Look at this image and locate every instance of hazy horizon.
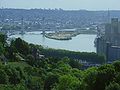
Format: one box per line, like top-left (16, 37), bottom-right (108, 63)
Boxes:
top-left (1, 0), bottom-right (120, 10)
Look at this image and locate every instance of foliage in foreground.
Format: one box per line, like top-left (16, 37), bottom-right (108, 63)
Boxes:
top-left (0, 33), bottom-right (119, 90)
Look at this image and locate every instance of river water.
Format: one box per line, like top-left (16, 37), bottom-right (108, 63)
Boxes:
top-left (10, 31), bottom-right (96, 52)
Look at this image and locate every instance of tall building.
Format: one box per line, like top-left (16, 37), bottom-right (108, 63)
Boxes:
top-left (96, 18), bottom-right (120, 62)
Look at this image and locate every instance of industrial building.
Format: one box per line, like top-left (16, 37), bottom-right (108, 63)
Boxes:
top-left (96, 18), bottom-right (120, 62)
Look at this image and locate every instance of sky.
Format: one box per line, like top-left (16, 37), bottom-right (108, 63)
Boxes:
top-left (1, 0), bottom-right (120, 10)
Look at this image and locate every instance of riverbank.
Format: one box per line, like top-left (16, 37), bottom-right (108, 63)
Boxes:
top-left (44, 31), bottom-right (80, 40)
top-left (9, 31), bottom-right (96, 52)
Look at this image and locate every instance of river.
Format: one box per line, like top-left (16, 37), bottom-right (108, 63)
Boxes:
top-left (9, 31), bottom-right (96, 52)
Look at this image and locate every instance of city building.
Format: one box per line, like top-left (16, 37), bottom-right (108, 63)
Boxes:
top-left (96, 18), bottom-right (120, 62)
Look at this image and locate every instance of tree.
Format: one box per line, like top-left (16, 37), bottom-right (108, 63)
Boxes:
top-left (4, 66), bottom-right (21, 85)
top-left (94, 64), bottom-right (115, 90)
top-left (26, 76), bottom-right (41, 90)
top-left (113, 60), bottom-right (120, 72)
top-left (0, 42), bottom-right (4, 55)
top-left (69, 59), bottom-right (82, 69)
top-left (26, 54), bottom-right (35, 66)
top-left (56, 75), bottom-right (81, 90)
top-left (13, 38), bottom-right (29, 55)
top-left (105, 82), bottom-right (120, 90)
top-left (0, 69), bottom-right (8, 84)
top-left (83, 67), bottom-right (98, 90)
top-left (44, 73), bottom-right (59, 90)
top-left (0, 33), bottom-right (6, 45)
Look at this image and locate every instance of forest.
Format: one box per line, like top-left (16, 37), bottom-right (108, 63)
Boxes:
top-left (0, 33), bottom-right (120, 90)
